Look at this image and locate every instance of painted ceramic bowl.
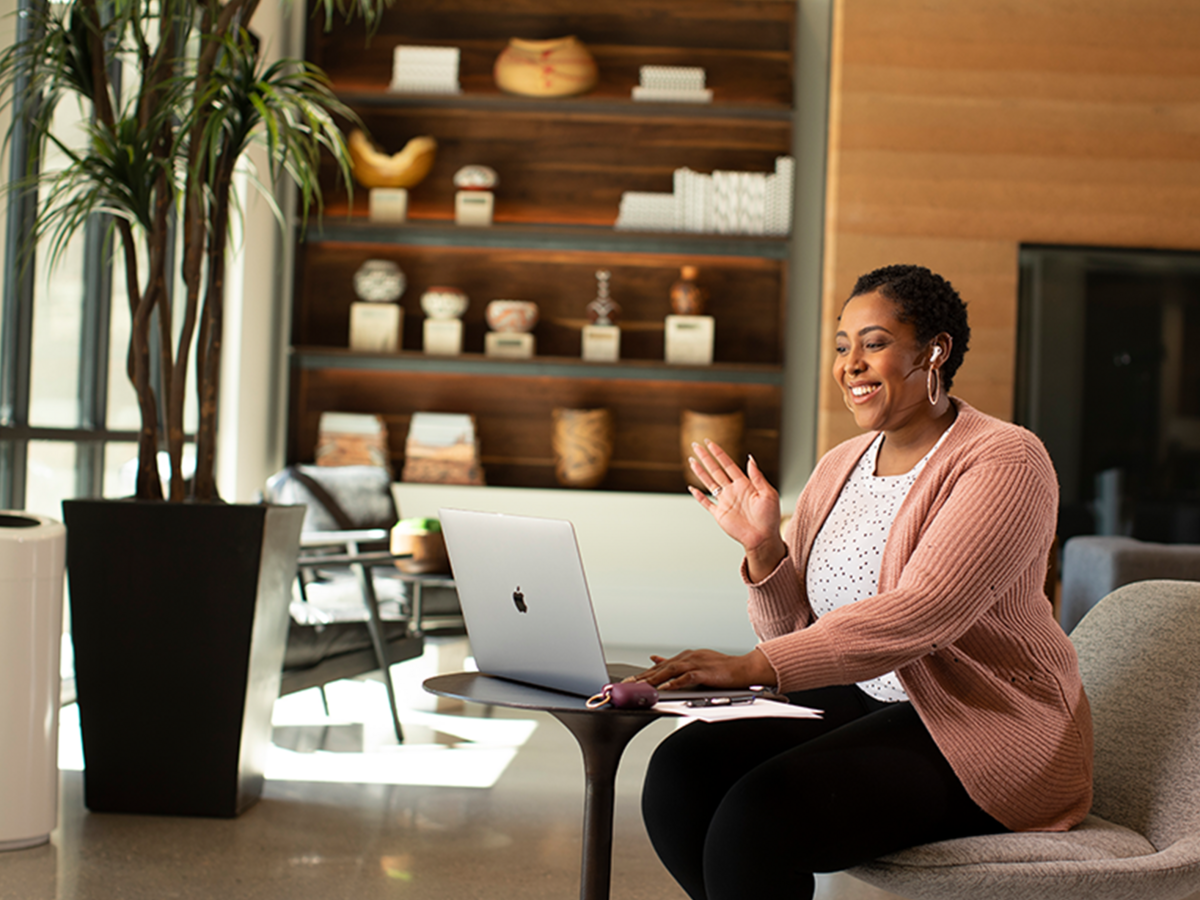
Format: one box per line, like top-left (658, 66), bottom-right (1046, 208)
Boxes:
top-left (420, 286), bottom-right (469, 320)
top-left (453, 165), bottom-right (499, 191)
top-left (486, 299), bottom-right (539, 333)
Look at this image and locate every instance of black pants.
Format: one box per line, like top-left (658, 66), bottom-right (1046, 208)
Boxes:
top-left (641, 685), bottom-right (1007, 900)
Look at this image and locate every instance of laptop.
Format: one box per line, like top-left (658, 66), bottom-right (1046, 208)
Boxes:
top-left (438, 507), bottom-right (756, 701)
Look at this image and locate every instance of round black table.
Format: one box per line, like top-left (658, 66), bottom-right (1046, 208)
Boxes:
top-left (424, 672), bottom-right (663, 900)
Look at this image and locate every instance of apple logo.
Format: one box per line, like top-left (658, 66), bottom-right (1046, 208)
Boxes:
top-left (512, 586), bottom-right (528, 613)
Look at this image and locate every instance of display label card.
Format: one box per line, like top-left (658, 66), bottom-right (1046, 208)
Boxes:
top-left (582, 324), bottom-right (621, 362)
top-left (665, 314), bottom-right (714, 365)
top-left (423, 318), bottom-right (463, 355)
top-left (455, 191), bottom-right (494, 226)
top-left (369, 188), bottom-right (408, 224)
top-left (485, 331), bottom-right (535, 359)
top-left (350, 303), bottom-right (403, 352)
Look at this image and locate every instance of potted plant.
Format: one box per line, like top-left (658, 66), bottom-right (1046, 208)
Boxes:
top-left (0, 0), bottom-right (386, 815)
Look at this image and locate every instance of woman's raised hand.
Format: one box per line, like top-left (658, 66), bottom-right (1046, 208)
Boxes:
top-left (689, 440), bottom-right (787, 583)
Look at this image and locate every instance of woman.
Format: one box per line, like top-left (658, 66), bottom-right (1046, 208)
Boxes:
top-left (634, 264), bottom-right (1093, 900)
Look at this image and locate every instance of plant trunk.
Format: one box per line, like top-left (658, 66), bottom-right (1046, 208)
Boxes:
top-left (192, 149), bottom-right (238, 503)
top-left (174, 159), bottom-right (207, 499)
top-left (116, 219), bottom-right (162, 501)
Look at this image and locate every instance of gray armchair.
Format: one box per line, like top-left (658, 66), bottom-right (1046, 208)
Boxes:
top-left (263, 465), bottom-right (461, 743)
top-left (1059, 535), bottom-right (1200, 633)
top-left (847, 579), bottom-right (1200, 900)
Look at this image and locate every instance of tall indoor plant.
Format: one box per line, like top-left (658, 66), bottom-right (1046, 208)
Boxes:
top-left (1, 0), bottom-right (383, 501)
top-left (0, 0), bottom-right (388, 816)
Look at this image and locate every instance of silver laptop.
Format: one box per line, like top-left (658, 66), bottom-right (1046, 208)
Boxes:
top-left (438, 507), bottom-right (754, 701)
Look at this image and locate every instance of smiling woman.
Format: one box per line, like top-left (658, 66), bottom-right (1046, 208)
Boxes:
top-left (833, 267), bottom-right (967, 474)
top-left (630, 264), bottom-right (1093, 900)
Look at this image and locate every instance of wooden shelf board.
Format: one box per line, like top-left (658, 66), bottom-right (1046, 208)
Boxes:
top-left (470, 456), bottom-right (683, 473)
top-left (335, 87), bottom-right (792, 122)
top-left (291, 347), bottom-right (784, 386)
top-left (303, 219), bottom-right (792, 260)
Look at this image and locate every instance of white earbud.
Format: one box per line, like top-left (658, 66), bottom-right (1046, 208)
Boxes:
top-left (930, 346), bottom-right (942, 362)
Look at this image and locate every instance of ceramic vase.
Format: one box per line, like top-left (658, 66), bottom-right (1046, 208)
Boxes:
top-left (493, 36), bottom-right (598, 98)
top-left (680, 409), bottom-right (744, 489)
top-left (552, 407), bottom-right (614, 488)
top-left (670, 265), bottom-right (707, 316)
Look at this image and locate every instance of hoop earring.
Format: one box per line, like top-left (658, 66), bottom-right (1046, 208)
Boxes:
top-left (927, 367), bottom-right (941, 406)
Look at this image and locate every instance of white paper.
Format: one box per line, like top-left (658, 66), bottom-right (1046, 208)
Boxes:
top-left (653, 700), bottom-right (823, 723)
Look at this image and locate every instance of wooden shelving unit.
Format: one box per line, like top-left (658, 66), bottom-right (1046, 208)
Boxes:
top-left (290, 0), bottom-right (796, 494)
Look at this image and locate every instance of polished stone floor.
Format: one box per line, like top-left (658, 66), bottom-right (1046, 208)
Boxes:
top-left (0, 697), bottom-right (903, 900)
top-left (6, 638), bottom-right (1148, 900)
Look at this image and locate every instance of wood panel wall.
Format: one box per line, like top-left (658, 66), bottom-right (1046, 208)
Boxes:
top-left (818, 0), bottom-right (1200, 454)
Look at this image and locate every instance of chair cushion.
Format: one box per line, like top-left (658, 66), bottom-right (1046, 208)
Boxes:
top-left (292, 570), bottom-right (407, 624)
top-left (873, 815), bottom-right (1156, 867)
top-left (419, 584), bottom-right (461, 616)
top-left (284, 619), bottom-right (410, 670)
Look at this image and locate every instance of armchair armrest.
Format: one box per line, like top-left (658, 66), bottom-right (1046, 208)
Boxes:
top-left (297, 528), bottom-right (409, 567)
top-left (299, 528), bottom-right (391, 548)
top-left (293, 529), bottom-right (460, 638)
top-left (297, 550), bottom-right (409, 567)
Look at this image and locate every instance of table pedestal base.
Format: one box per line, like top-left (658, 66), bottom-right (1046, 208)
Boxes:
top-left (551, 710), bottom-right (658, 900)
top-left (422, 673), bottom-right (663, 900)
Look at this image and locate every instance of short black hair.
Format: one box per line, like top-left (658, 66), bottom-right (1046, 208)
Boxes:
top-left (845, 264), bottom-right (971, 389)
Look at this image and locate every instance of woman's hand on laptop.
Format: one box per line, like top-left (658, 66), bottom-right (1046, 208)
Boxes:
top-left (626, 647), bottom-right (776, 691)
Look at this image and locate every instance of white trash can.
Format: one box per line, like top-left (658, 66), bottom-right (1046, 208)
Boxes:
top-left (0, 512), bottom-right (66, 851)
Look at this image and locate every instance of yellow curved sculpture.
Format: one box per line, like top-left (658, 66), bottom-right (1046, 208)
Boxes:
top-left (347, 129), bottom-right (437, 190)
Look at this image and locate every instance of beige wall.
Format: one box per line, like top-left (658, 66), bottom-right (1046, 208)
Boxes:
top-left (395, 482), bottom-right (758, 654)
top-left (216, 1), bottom-right (306, 503)
top-left (818, 0), bottom-right (1200, 453)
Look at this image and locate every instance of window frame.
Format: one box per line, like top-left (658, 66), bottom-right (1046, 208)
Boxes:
top-left (0, 0), bottom-right (149, 509)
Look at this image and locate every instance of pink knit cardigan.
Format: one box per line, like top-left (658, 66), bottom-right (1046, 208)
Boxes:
top-left (747, 400), bottom-right (1093, 832)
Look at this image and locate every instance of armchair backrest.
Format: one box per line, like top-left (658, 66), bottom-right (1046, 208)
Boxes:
top-left (1061, 536), bottom-right (1200, 632)
top-left (1070, 579), bottom-right (1200, 849)
top-left (264, 465), bottom-right (397, 533)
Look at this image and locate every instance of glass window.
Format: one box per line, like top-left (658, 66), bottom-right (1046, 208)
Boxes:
top-left (28, 98), bottom-right (88, 429)
top-left (103, 440), bottom-right (139, 498)
top-left (106, 255), bottom-right (140, 431)
top-left (29, 232), bottom-right (84, 427)
top-left (24, 439), bottom-right (76, 520)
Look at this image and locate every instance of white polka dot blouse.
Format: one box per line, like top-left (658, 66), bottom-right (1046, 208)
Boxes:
top-left (805, 421), bottom-right (956, 702)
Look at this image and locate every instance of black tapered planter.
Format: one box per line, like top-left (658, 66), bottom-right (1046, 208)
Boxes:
top-left (62, 499), bottom-right (305, 817)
